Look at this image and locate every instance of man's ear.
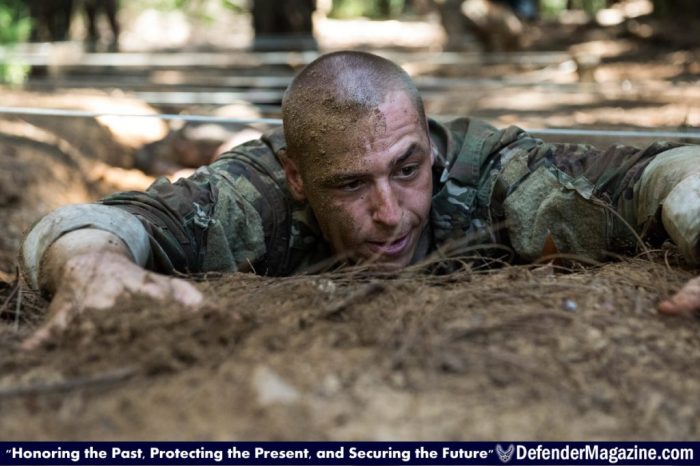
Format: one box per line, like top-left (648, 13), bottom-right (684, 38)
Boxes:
top-left (279, 150), bottom-right (306, 202)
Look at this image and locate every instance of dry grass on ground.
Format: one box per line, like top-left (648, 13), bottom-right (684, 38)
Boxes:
top-left (1, 254), bottom-right (699, 440)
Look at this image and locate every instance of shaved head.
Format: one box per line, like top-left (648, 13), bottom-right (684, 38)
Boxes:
top-left (279, 51), bottom-right (434, 268)
top-left (281, 51), bottom-right (427, 166)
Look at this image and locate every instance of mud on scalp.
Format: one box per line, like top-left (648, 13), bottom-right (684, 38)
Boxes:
top-left (281, 51), bottom-right (427, 169)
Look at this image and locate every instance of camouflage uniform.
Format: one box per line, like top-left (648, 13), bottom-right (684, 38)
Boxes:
top-left (92, 117), bottom-right (690, 276)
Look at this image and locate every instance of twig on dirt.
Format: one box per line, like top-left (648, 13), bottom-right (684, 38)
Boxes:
top-left (478, 347), bottom-right (573, 393)
top-left (0, 366), bottom-right (138, 398)
top-left (533, 253), bottom-right (604, 267)
top-left (598, 199), bottom-right (653, 261)
top-left (595, 202), bottom-right (678, 301)
top-left (14, 286), bottom-right (22, 331)
top-left (0, 268), bottom-right (20, 320)
top-left (411, 242), bottom-right (514, 273)
top-left (0, 285), bottom-right (19, 317)
top-left (664, 249), bottom-right (672, 273)
top-left (321, 282), bottom-right (385, 319)
top-left (446, 310), bottom-right (575, 339)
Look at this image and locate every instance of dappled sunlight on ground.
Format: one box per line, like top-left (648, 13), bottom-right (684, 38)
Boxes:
top-left (117, 5), bottom-right (447, 52)
top-left (315, 16), bottom-right (446, 50)
top-left (90, 164), bottom-right (155, 192)
top-left (1, 90), bottom-right (168, 150)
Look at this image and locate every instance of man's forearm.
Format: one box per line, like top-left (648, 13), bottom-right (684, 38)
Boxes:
top-left (38, 229), bottom-right (132, 295)
top-left (636, 146), bottom-right (700, 264)
top-left (661, 174), bottom-right (700, 264)
top-left (20, 204), bottom-right (150, 292)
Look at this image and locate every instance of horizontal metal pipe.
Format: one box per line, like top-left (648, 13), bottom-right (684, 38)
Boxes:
top-left (1, 106), bottom-right (699, 140)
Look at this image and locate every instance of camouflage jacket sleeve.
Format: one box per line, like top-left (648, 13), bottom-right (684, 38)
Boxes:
top-left (433, 118), bottom-right (692, 263)
top-left (100, 130), bottom-right (294, 275)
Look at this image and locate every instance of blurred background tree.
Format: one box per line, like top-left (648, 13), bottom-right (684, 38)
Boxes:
top-left (252, 0), bottom-right (317, 50)
top-left (0, 0), bottom-right (32, 84)
top-left (1, 0), bottom-right (698, 57)
top-left (651, 0), bottom-right (700, 18)
top-left (26, 0), bottom-right (73, 42)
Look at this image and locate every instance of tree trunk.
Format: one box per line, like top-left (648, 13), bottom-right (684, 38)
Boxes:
top-left (27, 0), bottom-right (74, 42)
top-left (652, 0), bottom-right (700, 19)
top-left (377, 0), bottom-right (391, 17)
top-left (252, 0), bottom-right (318, 51)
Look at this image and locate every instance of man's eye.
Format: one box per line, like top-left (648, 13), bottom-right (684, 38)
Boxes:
top-left (397, 164), bottom-right (419, 179)
top-left (339, 180), bottom-right (363, 192)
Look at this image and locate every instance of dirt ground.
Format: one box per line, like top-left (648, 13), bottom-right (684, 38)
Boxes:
top-left (1, 257), bottom-right (699, 440)
top-left (1, 13), bottom-right (700, 440)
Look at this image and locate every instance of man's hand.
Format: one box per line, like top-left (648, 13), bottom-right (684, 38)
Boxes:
top-left (22, 252), bottom-right (202, 350)
top-left (658, 276), bottom-right (700, 316)
top-left (21, 230), bottom-right (202, 350)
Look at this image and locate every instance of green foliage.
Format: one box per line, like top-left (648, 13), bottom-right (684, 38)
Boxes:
top-left (0, 0), bottom-right (31, 44)
top-left (569, 0), bottom-right (609, 14)
top-left (0, 59), bottom-right (30, 85)
top-left (329, 0), bottom-right (406, 19)
top-left (129, 0), bottom-right (247, 24)
top-left (130, 0), bottom-right (247, 14)
top-left (0, 0), bottom-right (32, 85)
top-left (540, 0), bottom-right (567, 18)
top-left (132, 0), bottom-right (190, 10)
top-left (221, 0), bottom-right (247, 14)
top-left (540, 0), bottom-right (610, 18)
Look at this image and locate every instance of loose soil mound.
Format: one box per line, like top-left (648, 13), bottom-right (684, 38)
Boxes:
top-left (0, 95), bottom-right (160, 275)
top-left (0, 257), bottom-right (698, 440)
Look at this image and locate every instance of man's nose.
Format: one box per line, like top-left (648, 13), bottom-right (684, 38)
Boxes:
top-left (370, 181), bottom-right (402, 228)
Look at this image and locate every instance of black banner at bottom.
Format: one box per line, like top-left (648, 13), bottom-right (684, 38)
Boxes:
top-left (0, 442), bottom-right (697, 465)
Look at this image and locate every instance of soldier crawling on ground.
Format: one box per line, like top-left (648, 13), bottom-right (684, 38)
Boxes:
top-left (20, 51), bottom-right (700, 348)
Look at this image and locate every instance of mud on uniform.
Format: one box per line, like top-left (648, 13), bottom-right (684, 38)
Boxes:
top-left (20, 117), bottom-right (700, 288)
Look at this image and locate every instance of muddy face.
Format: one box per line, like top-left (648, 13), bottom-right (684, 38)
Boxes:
top-left (288, 91), bottom-right (433, 267)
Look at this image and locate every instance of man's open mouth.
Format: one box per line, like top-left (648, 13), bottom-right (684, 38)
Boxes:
top-left (367, 232), bottom-right (411, 257)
